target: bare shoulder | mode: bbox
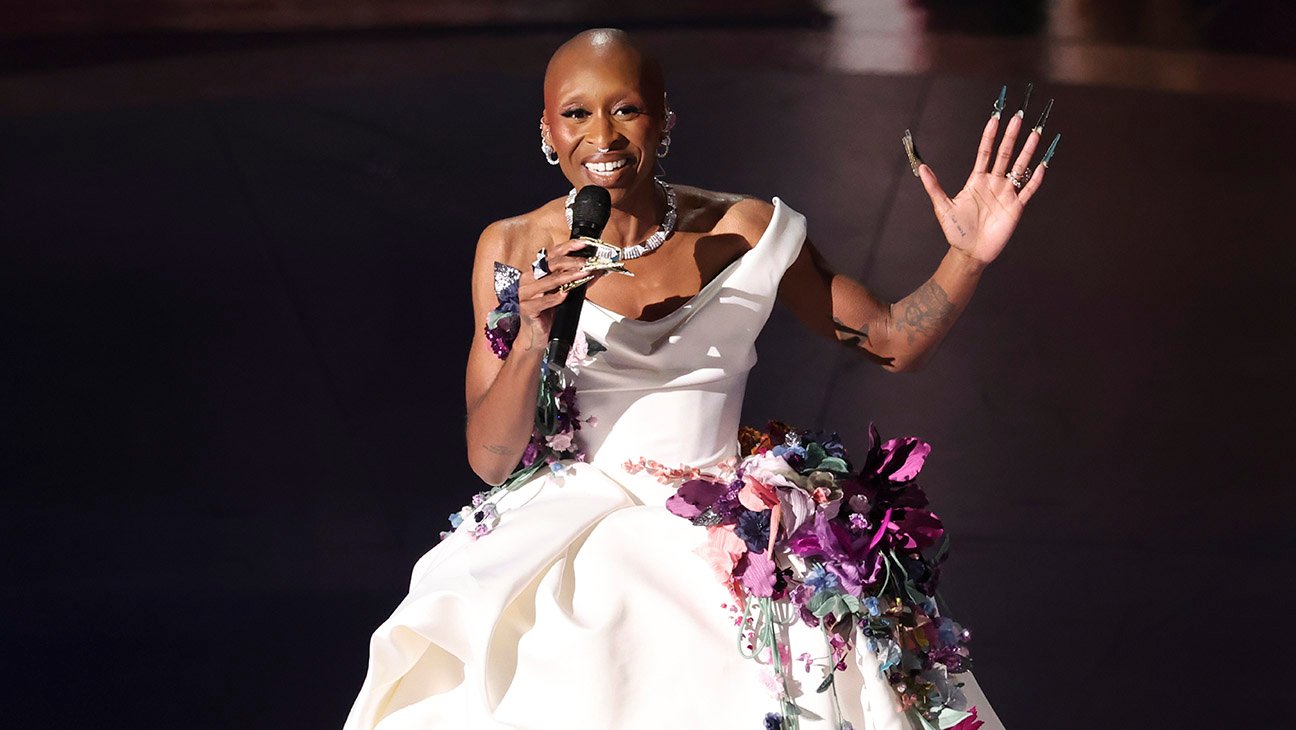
[474,197,568,270]
[672,185,775,245]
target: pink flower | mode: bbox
[545,429,574,451]
[565,331,590,370]
[695,525,748,585]
[739,478,780,512]
[758,669,787,700]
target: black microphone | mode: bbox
[547,185,611,366]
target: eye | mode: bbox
[614,105,643,118]
[561,108,590,120]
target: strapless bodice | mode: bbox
[571,197,807,473]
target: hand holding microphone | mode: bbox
[547,186,611,365]
[512,186,611,361]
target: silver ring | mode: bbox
[1006,166,1032,189]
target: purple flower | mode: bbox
[788,512,884,596]
[665,479,727,521]
[520,436,542,467]
[740,551,778,597]
[485,314,519,359]
[763,712,783,730]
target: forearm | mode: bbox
[877,247,985,372]
[465,343,546,486]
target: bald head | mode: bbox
[544,28,666,115]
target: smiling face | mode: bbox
[542,30,667,201]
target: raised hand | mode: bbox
[908,85,1060,266]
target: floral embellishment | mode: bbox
[485,263,521,359]
[449,287,608,541]
[564,329,606,374]
[654,422,974,730]
[450,499,500,540]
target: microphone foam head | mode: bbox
[571,185,612,236]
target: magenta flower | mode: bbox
[948,707,983,730]
[860,423,931,483]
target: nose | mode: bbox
[589,112,620,150]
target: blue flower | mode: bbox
[734,509,771,552]
[772,444,807,461]
[763,712,783,730]
[805,562,840,593]
[863,595,882,617]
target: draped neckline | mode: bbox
[584,197,784,326]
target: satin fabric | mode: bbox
[344,199,1004,729]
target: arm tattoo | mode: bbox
[893,281,955,344]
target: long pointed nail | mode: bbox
[902,129,923,177]
[1040,133,1061,167]
[1032,98,1054,135]
[1014,83,1034,119]
[991,84,1007,120]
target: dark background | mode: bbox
[3,1,1294,727]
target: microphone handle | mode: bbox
[545,240,597,366]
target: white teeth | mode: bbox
[584,158,630,173]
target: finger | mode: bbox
[558,238,593,256]
[1017,162,1046,205]
[1009,128,1040,176]
[973,115,998,174]
[917,164,952,216]
[520,267,590,297]
[543,267,598,290]
[520,289,568,316]
[990,113,1023,177]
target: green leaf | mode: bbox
[932,532,951,564]
[935,708,973,729]
[803,442,827,469]
[815,673,835,693]
[909,710,939,730]
[840,593,861,613]
[816,456,850,474]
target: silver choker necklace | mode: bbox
[564,178,677,261]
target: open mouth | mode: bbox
[583,158,633,174]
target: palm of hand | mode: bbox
[939,172,1024,265]
[916,110,1054,266]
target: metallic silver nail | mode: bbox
[902,129,923,177]
[1032,98,1054,135]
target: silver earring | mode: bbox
[540,134,560,165]
[656,133,671,159]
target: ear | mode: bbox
[664,109,677,132]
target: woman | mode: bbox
[346,28,1054,730]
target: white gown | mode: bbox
[344,198,1004,730]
